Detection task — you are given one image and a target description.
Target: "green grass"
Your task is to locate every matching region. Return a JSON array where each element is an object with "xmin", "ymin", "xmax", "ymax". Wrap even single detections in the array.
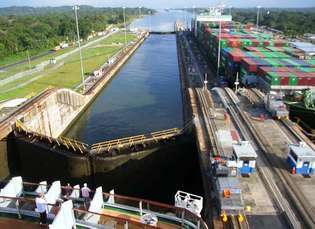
[{"xmin": 0, "ymin": 32, "xmax": 136, "ymax": 101}]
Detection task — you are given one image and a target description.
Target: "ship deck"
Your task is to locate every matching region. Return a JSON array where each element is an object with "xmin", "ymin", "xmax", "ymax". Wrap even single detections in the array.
[
  {"xmin": 0, "ymin": 217, "xmax": 47, "ymax": 229},
  {"xmin": 100, "ymin": 206, "xmax": 182, "ymax": 229}
]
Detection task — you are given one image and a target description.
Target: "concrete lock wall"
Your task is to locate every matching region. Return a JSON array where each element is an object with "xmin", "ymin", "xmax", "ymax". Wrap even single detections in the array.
[
  {"xmin": 17, "ymin": 33, "xmax": 149, "ymax": 138},
  {"xmin": 22, "ymin": 89, "xmax": 86, "ymax": 138},
  {"xmin": 0, "ymin": 33, "xmax": 149, "ymax": 181},
  {"xmin": 0, "ymin": 139, "xmax": 9, "ymax": 179}
]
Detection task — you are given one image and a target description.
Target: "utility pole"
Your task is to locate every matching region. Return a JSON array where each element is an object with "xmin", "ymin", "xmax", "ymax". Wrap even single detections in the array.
[
  {"xmin": 204, "ymin": 73, "xmax": 208, "ymax": 90},
  {"xmin": 73, "ymin": 5, "xmax": 85, "ymax": 92},
  {"xmin": 123, "ymin": 6, "xmax": 127, "ymax": 47},
  {"xmin": 149, "ymin": 11, "xmax": 152, "ymax": 32},
  {"xmin": 216, "ymin": 19, "xmax": 222, "ymax": 78},
  {"xmin": 256, "ymin": 6, "xmax": 261, "ymax": 29},
  {"xmin": 217, "ymin": 4, "xmax": 225, "ymax": 78},
  {"xmin": 26, "ymin": 50, "xmax": 31, "ymax": 69},
  {"xmin": 235, "ymin": 72, "xmax": 240, "ymax": 93},
  {"xmin": 184, "ymin": 6, "xmax": 188, "ymax": 30}
]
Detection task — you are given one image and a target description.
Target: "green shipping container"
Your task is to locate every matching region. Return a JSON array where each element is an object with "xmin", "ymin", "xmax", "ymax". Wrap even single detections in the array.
[
  {"xmin": 288, "ymin": 73, "xmax": 298, "ymax": 86},
  {"xmin": 266, "ymin": 72, "xmax": 280, "ymax": 85}
]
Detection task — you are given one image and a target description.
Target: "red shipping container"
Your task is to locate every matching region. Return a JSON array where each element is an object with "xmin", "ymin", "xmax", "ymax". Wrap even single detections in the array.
[
  {"xmin": 228, "ymin": 39, "xmax": 242, "ymax": 48},
  {"xmin": 309, "ymin": 76, "xmax": 315, "ymax": 86},
  {"xmin": 274, "ymin": 40, "xmax": 286, "ymax": 47},
  {"xmin": 263, "ymin": 41, "xmax": 270, "ymax": 46},
  {"xmin": 242, "ymin": 58, "xmax": 258, "ymax": 72},
  {"xmin": 280, "ymin": 76, "xmax": 289, "ymax": 85},
  {"xmin": 258, "ymin": 66, "xmax": 273, "ymax": 76},
  {"xmin": 251, "ymin": 39, "xmax": 259, "ymax": 47},
  {"xmin": 297, "ymin": 75, "xmax": 310, "ymax": 86},
  {"xmin": 277, "ymin": 67, "xmax": 291, "ymax": 72}
]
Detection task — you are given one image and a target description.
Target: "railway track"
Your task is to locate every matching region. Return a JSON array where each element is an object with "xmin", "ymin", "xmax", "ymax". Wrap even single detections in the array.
[
  {"xmin": 250, "ymin": 88, "xmax": 315, "ymax": 148},
  {"xmin": 196, "ymin": 87, "xmax": 250, "ymax": 229},
  {"xmin": 219, "ymin": 87, "xmax": 300, "ymax": 228},
  {"xmin": 223, "ymin": 87, "xmax": 315, "ymax": 228},
  {"xmin": 181, "ymin": 32, "xmax": 251, "ymax": 229}
]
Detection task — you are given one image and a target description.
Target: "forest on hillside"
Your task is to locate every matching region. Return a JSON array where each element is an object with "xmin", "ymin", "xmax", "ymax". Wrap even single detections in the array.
[
  {"xmin": 0, "ymin": 6, "xmax": 153, "ymax": 60},
  {"xmin": 231, "ymin": 8, "xmax": 315, "ymax": 36},
  {"xmin": 194, "ymin": 8, "xmax": 315, "ymax": 36}
]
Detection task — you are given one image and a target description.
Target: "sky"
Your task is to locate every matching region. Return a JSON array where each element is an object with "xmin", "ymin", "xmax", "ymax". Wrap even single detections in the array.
[{"xmin": 0, "ymin": 0, "xmax": 314, "ymax": 9}]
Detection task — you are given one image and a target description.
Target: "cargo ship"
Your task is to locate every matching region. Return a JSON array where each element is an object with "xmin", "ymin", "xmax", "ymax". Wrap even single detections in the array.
[
  {"xmin": 0, "ymin": 176, "xmax": 207, "ymax": 228},
  {"xmin": 191, "ymin": 8, "xmax": 315, "ymax": 135}
]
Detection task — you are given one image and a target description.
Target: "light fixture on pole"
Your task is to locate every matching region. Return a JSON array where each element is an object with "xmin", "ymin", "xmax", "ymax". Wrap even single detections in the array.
[
  {"xmin": 216, "ymin": 3, "xmax": 225, "ymax": 78},
  {"xmin": 148, "ymin": 10, "xmax": 152, "ymax": 32},
  {"xmin": 139, "ymin": 6, "xmax": 142, "ymax": 18},
  {"xmin": 235, "ymin": 72, "xmax": 240, "ymax": 93},
  {"xmin": 184, "ymin": 6, "xmax": 188, "ymax": 29},
  {"xmin": 256, "ymin": 5, "xmax": 261, "ymax": 28},
  {"xmin": 204, "ymin": 73, "xmax": 208, "ymax": 90},
  {"xmin": 123, "ymin": 6, "xmax": 127, "ymax": 47},
  {"xmin": 73, "ymin": 5, "xmax": 85, "ymax": 92}
]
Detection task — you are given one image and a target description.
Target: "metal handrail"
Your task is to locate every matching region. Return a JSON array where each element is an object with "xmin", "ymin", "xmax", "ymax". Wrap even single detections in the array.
[
  {"xmin": 0, "ymin": 194, "xmax": 158, "ymax": 228},
  {"xmin": 2, "ymin": 181, "xmax": 208, "ymax": 229},
  {"xmin": 91, "ymin": 128, "xmax": 182, "ymax": 152}
]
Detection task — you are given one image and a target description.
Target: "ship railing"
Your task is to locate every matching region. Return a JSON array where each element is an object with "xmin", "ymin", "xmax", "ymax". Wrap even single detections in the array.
[
  {"xmin": 0, "ymin": 195, "xmax": 158, "ymax": 228},
  {"xmin": 3, "ymin": 181, "xmax": 208, "ymax": 229},
  {"xmin": 100, "ymin": 191, "xmax": 208, "ymax": 229},
  {"xmin": 0, "ymin": 194, "xmax": 59, "ymax": 220},
  {"xmin": 74, "ymin": 208, "xmax": 158, "ymax": 229}
]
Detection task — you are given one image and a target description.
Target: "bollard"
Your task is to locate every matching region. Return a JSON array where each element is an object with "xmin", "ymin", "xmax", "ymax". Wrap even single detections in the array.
[
  {"xmin": 221, "ymin": 212, "xmax": 227, "ymax": 222},
  {"xmin": 238, "ymin": 213, "xmax": 244, "ymax": 223}
]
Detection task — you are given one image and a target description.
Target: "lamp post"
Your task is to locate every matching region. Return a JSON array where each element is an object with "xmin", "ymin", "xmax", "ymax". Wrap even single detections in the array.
[
  {"xmin": 73, "ymin": 5, "xmax": 85, "ymax": 92},
  {"xmin": 256, "ymin": 5, "xmax": 261, "ymax": 28},
  {"xmin": 148, "ymin": 10, "xmax": 152, "ymax": 32},
  {"xmin": 123, "ymin": 6, "xmax": 127, "ymax": 47},
  {"xmin": 216, "ymin": 4, "xmax": 225, "ymax": 78},
  {"xmin": 184, "ymin": 6, "xmax": 188, "ymax": 29},
  {"xmin": 138, "ymin": 6, "xmax": 142, "ymax": 18}
]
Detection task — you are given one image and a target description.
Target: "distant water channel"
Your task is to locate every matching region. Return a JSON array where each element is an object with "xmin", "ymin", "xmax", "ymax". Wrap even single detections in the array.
[
  {"xmin": 64, "ymin": 10, "xmax": 203, "ymax": 204},
  {"xmin": 66, "ymin": 34, "xmax": 183, "ymax": 143}
]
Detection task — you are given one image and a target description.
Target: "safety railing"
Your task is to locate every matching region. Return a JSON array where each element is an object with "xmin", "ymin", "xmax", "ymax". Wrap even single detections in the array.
[
  {"xmin": 101, "ymin": 192, "xmax": 208, "ymax": 229},
  {"xmin": 74, "ymin": 208, "xmax": 158, "ymax": 229},
  {"xmin": 91, "ymin": 128, "xmax": 183, "ymax": 154},
  {"xmin": 0, "ymin": 181, "xmax": 208, "ymax": 229},
  {"xmin": 91, "ymin": 134, "xmax": 146, "ymax": 153},
  {"xmin": 15, "ymin": 120, "xmax": 185, "ymax": 156},
  {"xmin": 0, "ymin": 194, "xmax": 158, "ymax": 228},
  {"xmin": 15, "ymin": 122, "xmax": 89, "ymax": 154}
]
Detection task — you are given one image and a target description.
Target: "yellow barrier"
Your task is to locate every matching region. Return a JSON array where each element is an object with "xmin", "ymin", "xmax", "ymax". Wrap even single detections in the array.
[
  {"xmin": 91, "ymin": 128, "xmax": 182, "ymax": 153},
  {"xmin": 15, "ymin": 121, "xmax": 88, "ymax": 154},
  {"xmin": 14, "ymin": 124, "xmax": 182, "ymax": 155}
]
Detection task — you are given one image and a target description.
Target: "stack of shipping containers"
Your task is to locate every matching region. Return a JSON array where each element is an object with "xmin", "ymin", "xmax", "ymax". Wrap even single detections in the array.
[{"xmin": 195, "ymin": 20, "xmax": 315, "ymax": 90}]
